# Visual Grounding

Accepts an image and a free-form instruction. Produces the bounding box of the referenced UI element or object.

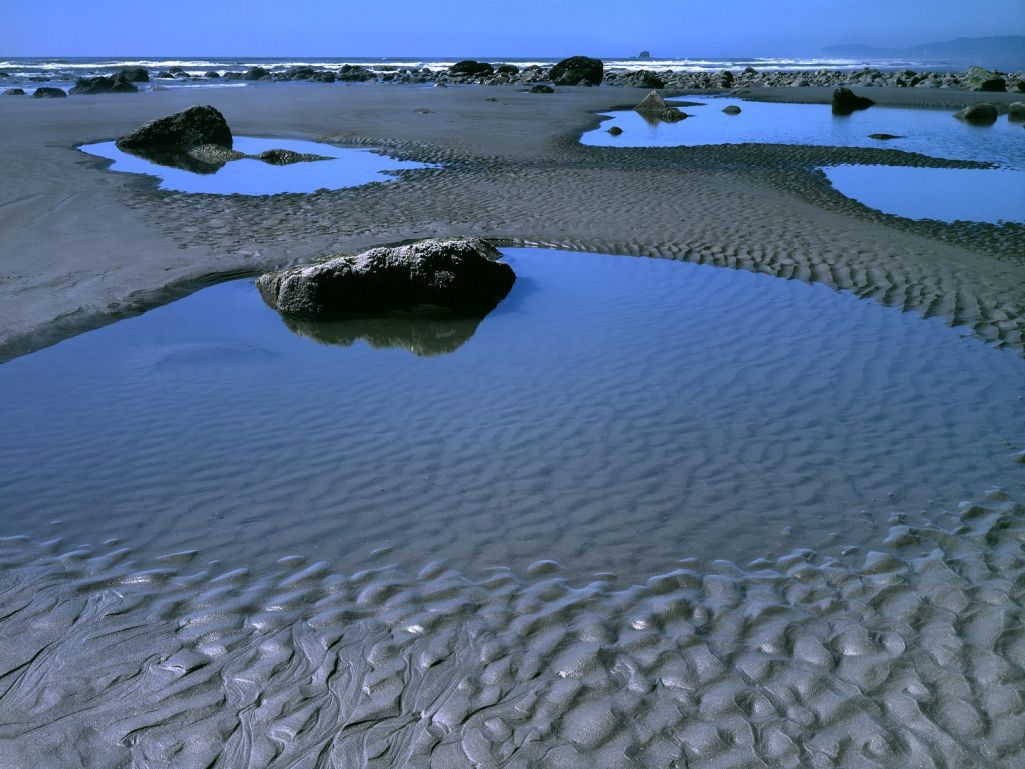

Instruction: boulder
[496,64,519,75]
[549,56,603,85]
[449,60,494,78]
[257,238,516,318]
[634,90,687,122]
[964,66,1006,92]
[529,84,554,93]
[617,70,665,89]
[953,103,998,124]
[832,87,873,114]
[1007,101,1025,121]
[118,67,149,82]
[70,74,138,95]
[116,105,233,151]
[337,64,376,82]
[156,71,175,79]
[205,71,221,78]
[244,66,272,81]
[31,87,66,98]
[722,105,741,114]
[3,88,25,95]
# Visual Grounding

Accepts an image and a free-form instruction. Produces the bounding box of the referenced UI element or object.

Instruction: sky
[2,0,1023,57]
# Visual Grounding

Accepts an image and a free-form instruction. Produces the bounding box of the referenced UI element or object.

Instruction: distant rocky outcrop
[117,105,233,151]
[31,87,66,98]
[118,67,150,82]
[257,238,516,318]
[549,56,604,85]
[953,103,999,124]
[831,87,874,114]
[70,73,138,95]
[616,70,665,89]
[244,66,272,81]
[449,61,495,78]
[634,91,687,122]
[638,51,651,59]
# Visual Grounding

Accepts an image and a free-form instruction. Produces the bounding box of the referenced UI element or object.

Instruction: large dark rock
[118,67,149,82]
[244,66,272,81]
[1008,102,1025,121]
[283,66,317,80]
[116,105,233,151]
[449,60,494,78]
[964,66,1007,92]
[31,87,66,98]
[832,87,874,114]
[3,88,25,96]
[70,74,139,95]
[496,64,519,75]
[953,102,999,124]
[257,238,516,318]
[638,50,651,59]
[337,64,375,82]
[549,56,603,85]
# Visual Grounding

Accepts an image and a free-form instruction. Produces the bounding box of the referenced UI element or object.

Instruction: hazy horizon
[3,0,1023,58]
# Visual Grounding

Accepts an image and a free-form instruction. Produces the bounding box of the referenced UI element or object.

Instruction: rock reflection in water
[281,311,487,356]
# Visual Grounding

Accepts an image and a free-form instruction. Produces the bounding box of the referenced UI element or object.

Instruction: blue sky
[2,0,1023,56]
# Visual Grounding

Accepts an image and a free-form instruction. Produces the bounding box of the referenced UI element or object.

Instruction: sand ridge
[0,84,1023,362]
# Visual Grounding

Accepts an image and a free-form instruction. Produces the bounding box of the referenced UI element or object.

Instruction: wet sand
[2,83,1025,768]
[1,83,1023,362]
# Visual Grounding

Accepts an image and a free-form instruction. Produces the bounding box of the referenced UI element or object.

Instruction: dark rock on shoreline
[118,67,149,82]
[868,133,903,140]
[832,87,874,114]
[529,84,554,93]
[449,60,495,78]
[3,88,25,96]
[337,64,375,82]
[116,105,233,151]
[496,64,519,75]
[607,126,623,136]
[722,105,742,114]
[257,238,516,318]
[549,56,603,85]
[1007,101,1025,120]
[31,87,66,98]
[205,71,221,78]
[244,66,272,81]
[70,74,138,95]
[953,102,999,124]
[615,70,665,89]
[634,91,687,122]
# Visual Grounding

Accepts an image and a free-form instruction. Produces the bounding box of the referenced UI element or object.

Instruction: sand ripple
[0,494,1022,768]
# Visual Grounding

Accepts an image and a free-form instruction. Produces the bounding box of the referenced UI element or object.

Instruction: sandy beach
[2,83,1023,363]
[2,77,1025,769]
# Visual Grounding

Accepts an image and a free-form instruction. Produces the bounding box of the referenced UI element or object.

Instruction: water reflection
[280,311,488,356]
[80,136,432,194]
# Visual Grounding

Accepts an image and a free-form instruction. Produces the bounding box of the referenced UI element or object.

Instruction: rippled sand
[1,492,1022,768]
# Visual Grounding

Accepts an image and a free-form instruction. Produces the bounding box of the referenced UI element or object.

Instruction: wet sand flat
[1,83,1023,362]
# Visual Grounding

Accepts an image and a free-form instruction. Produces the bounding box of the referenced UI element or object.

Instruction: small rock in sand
[31,87,66,98]
[608,126,624,136]
[868,133,903,140]
[529,84,554,93]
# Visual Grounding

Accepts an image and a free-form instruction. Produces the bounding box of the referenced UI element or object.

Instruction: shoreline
[1,83,1023,363]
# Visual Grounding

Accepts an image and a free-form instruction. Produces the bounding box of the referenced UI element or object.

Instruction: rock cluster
[257,238,516,318]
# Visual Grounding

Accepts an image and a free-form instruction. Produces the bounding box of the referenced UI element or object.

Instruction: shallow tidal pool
[80,136,431,194]
[1,248,1022,582]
